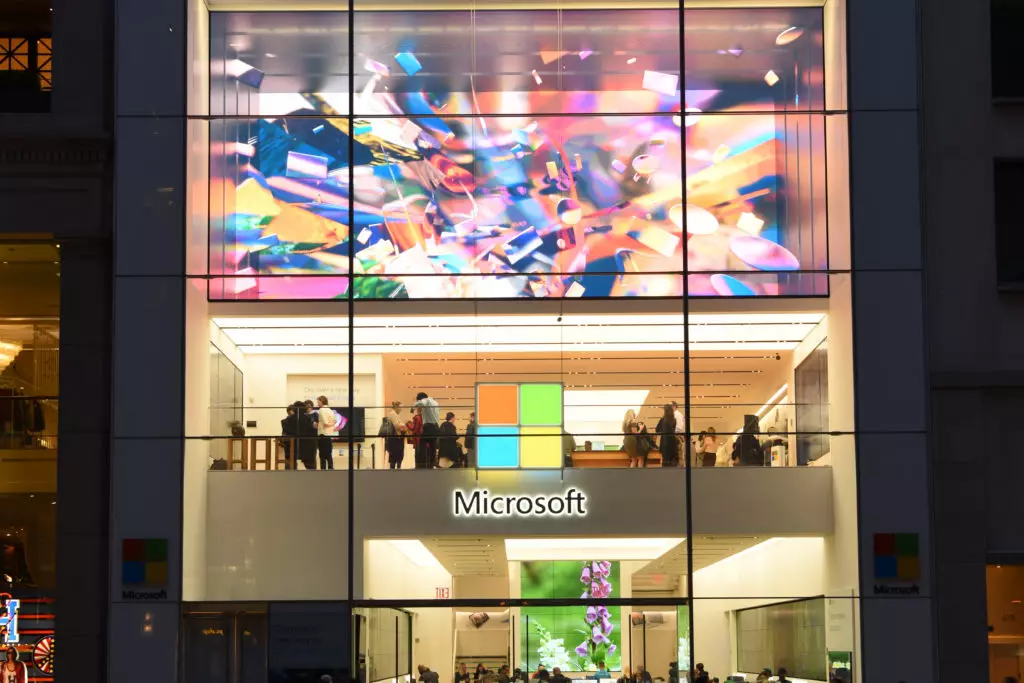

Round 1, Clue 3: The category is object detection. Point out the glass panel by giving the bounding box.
[0,241,58,680]
[208,115,352,301]
[353,8,679,117]
[685,113,828,296]
[210,12,351,118]
[684,8,825,114]
[988,565,1024,683]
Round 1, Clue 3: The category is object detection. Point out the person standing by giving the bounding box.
[286,401,318,470]
[656,404,679,466]
[732,414,766,466]
[316,395,337,470]
[414,391,440,468]
[464,411,478,468]
[384,401,406,470]
[280,404,297,469]
[622,410,640,468]
[2,647,27,683]
[439,411,459,467]
[693,664,709,683]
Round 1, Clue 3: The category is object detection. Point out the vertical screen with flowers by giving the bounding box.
[521,560,621,672]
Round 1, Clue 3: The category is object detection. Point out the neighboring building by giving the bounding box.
[0,0,112,682]
[109,3,937,683]
[922,1,1024,682]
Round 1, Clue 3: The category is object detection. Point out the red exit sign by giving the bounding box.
[435,587,450,599]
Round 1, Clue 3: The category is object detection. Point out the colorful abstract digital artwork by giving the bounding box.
[209,9,828,300]
[476,383,562,468]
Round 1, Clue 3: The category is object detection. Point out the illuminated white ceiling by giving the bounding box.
[213,312,824,354]
[505,537,685,561]
[381,535,803,579]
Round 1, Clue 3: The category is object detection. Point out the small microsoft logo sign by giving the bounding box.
[122,538,168,585]
[873,533,921,595]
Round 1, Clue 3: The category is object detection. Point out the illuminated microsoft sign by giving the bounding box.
[453,488,587,518]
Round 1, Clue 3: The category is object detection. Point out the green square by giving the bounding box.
[895,533,918,557]
[519,384,562,426]
[145,538,168,561]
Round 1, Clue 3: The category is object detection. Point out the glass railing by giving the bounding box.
[198,406,837,472]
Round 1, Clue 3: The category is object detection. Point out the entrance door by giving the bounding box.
[181,610,268,683]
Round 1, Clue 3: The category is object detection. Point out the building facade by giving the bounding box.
[109,1,937,683]
[1,1,112,683]
[922,1,1024,681]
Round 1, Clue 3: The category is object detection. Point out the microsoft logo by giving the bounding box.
[873,533,919,581]
[476,383,563,469]
[122,538,168,585]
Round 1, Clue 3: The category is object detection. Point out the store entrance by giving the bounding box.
[181,607,268,683]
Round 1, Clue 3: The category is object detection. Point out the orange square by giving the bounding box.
[478,384,519,425]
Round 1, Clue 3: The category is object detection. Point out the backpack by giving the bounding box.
[378,417,397,437]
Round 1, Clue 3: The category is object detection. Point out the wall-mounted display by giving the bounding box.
[521,561,622,673]
[208,8,828,300]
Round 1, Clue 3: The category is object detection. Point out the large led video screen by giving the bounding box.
[520,560,622,673]
[208,9,828,300]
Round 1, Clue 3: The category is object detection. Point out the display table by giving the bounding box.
[571,450,663,468]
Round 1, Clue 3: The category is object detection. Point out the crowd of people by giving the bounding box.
[279,396,338,470]
[417,661,823,683]
[378,393,478,470]
[623,404,781,469]
[275,388,786,471]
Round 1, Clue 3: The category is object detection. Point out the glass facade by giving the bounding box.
[0,241,59,683]
[179,3,858,683]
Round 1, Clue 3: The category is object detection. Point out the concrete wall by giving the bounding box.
[1,0,114,677]
[920,0,1024,680]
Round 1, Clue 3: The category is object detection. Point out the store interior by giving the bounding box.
[197,298,834,471]
[357,534,855,683]
[183,533,855,683]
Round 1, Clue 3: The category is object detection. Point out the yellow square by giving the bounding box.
[520,427,562,468]
[897,556,919,581]
[145,561,168,585]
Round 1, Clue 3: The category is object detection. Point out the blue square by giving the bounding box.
[874,555,897,580]
[122,560,146,584]
[394,52,423,76]
[477,426,520,468]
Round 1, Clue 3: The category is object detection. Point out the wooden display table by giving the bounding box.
[571,450,663,468]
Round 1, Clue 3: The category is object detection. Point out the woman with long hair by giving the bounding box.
[622,409,640,468]
[2,647,27,683]
[656,404,679,467]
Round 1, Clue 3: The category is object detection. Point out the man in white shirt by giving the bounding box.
[671,400,688,465]
[671,401,685,433]
[316,395,337,470]
[414,391,440,468]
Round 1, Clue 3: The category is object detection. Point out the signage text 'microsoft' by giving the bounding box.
[453,488,587,518]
